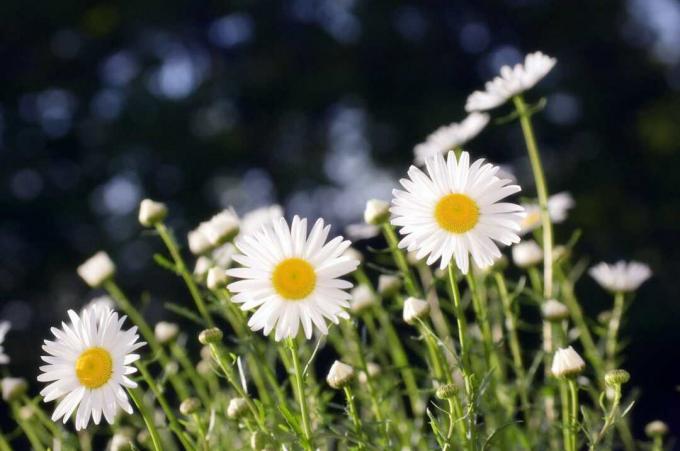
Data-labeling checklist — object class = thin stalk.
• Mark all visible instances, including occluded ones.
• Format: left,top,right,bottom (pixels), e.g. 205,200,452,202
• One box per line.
288,338,313,449
513,95,554,298
559,383,571,451
127,387,163,451
343,386,366,449
605,292,625,369
466,271,501,377
21,395,62,439
568,380,579,451
10,402,44,451
590,384,621,450
382,223,422,297
192,413,209,451
652,436,664,451
0,429,10,451
170,342,211,407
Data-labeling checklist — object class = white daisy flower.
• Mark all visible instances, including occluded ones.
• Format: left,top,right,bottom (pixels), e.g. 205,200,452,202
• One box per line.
227,216,360,341
520,191,575,235
414,112,490,165
589,261,651,293
240,205,284,235
465,51,557,112
390,151,524,273
38,307,145,430
0,321,10,364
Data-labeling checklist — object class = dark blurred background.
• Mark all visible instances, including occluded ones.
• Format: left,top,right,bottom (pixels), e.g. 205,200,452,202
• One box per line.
1,0,679,441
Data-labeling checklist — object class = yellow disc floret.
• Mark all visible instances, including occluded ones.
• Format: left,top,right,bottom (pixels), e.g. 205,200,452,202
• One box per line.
434,193,480,234
272,258,316,300
75,347,113,389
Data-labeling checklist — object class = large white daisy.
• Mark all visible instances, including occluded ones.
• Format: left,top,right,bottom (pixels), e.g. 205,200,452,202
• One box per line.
226,216,359,341
0,321,10,364
465,51,556,112
414,112,490,165
589,261,651,293
391,151,524,273
38,307,145,430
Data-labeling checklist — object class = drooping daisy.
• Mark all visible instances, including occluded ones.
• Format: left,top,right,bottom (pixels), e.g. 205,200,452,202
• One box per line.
0,321,10,364
391,151,524,273
520,191,575,235
38,306,145,430
227,216,359,341
589,261,651,293
465,51,557,112
414,112,490,165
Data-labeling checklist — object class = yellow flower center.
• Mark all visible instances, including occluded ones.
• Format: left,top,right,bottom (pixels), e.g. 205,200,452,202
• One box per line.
434,193,480,233
272,258,316,300
75,347,113,389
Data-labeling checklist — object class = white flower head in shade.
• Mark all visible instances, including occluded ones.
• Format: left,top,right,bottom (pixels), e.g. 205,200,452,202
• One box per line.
344,223,380,241
403,297,430,325
551,346,586,378
227,216,359,341
589,261,651,293
240,205,284,236
512,240,543,268
2,377,28,402
466,51,557,112
364,199,391,225
77,252,116,288
520,192,575,235
350,284,376,313
82,296,115,316
188,227,212,255
203,209,240,247
227,397,248,419
207,267,228,290
0,321,10,364
391,151,524,273
414,112,490,165
154,321,179,344
326,360,354,389
38,307,145,430
138,199,167,227
542,299,570,322
377,274,402,297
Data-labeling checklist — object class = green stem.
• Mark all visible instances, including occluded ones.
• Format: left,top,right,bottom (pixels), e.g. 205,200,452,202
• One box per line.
513,95,554,299
11,401,45,451
0,429,10,451
652,436,663,451
466,272,500,376
590,385,621,450
155,223,214,326
606,292,625,369
568,380,579,451
170,342,211,408
382,223,422,297
127,387,163,451
288,339,313,449
343,386,366,449
560,383,571,451
21,395,62,439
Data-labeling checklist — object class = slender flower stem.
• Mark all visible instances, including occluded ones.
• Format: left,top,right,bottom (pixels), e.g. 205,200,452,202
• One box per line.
568,380,579,451
343,386,366,449
155,223,214,327
382,223,422,297
0,429,10,451
169,342,211,408
513,95,554,299
559,382,571,451
606,292,625,369
127,387,163,451
652,436,664,451
21,395,62,439
590,384,621,449
288,338,313,449
10,401,45,451
466,272,500,375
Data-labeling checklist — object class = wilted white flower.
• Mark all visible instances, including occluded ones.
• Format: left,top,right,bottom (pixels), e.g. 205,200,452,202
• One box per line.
154,322,179,344
377,274,402,297
227,397,248,419
542,299,570,322
512,240,543,268
2,377,28,402
414,112,490,164
240,205,284,235
77,251,116,288
364,199,391,225
326,360,354,389
38,307,145,430
0,321,10,364
589,261,652,293
207,267,228,290
520,192,575,235
391,151,524,273
227,216,359,341
350,285,376,313
203,210,240,247
403,297,430,325
466,51,557,112
551,346,585,378
188,228,212,255
138,199,167,227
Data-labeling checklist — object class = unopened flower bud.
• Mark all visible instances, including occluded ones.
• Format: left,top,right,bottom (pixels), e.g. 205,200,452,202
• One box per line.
180,397,201,415
1,377,27,402
512,240,543,268
403,297,430,325
227,397,249,419
377,275,402,297
194,256,212,279
645,420,669,438
551,346,586,378
542,299,570,322
435,383,458,400
207,267,227,290
188,228,212,255
110,432,134,451
138,199,167,227
364,199,390,225
199,327,223,345
344,247,363,264
204,210,240,246
154,321,179,344
137,430,150,446
77,251,116,287
19,405,34,420
196,359,212,376
350,285,376,313
358,362,381,385
326,360,354,389
200,345,212,361
605,369,630,387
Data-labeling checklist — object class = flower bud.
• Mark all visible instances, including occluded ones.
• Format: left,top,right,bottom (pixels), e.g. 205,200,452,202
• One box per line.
203,210,240,246
196,359,212,376
138,199,168,227
110,432,134,451
137,430,150,446
227,397,249,419
180,397,201,415
358,362,381,385
645,420,669,438
207,267,227,290
542,299,570,322
551,346,586,379
403,297,430,325
604,369,630,387
364,199,390,225
377,275,402,298
512,240,543,268
188,228,212,255
435,383,458,400
154,321,179,344
326,360,354,389
200,345,212,361
19,405,34,420
1,377,27,402
198,327,223,345
344,247,363,264
194,256,212,279
350,285,376,313
77,251,116,287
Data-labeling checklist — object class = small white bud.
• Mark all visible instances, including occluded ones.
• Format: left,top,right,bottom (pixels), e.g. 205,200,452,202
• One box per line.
344,247,363,264
77,251,116,288
1,377,27,402
542,299,570,322
357,362,381,385
645,420,669,438
188,228,212,255
350,285,376,313
194,256,212,278
364,199,390,225
203,210,240,246
551,346,586,378
196,359,212,376
403,297,430,325
154,321,179,344
512,240,543,268
110,432,133,451
377,275,402,297
227,397,249,419
138,199,167,227
207,267,228,290
326,360,354,389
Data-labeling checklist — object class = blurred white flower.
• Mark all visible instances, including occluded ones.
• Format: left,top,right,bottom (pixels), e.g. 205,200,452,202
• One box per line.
240,205,284,235
326,360,354,389
138,199,167,227
154,321,179,344
203,209,240,246
413,112,489,165
350,284,376,313
589,261,651,293
0,321,10,364
542,299,570,322
551,346,585,378
188,227,212,255
512,240,543,268
364,199,390,225
77,251,116,288
403,297,430,325
520,192,575,235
